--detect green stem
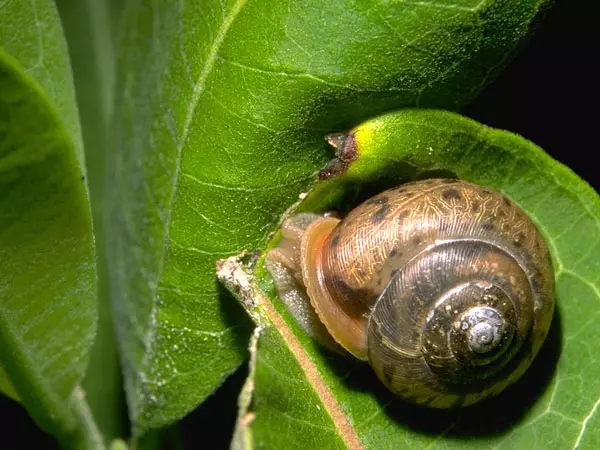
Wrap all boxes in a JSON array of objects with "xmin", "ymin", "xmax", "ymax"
[
  {"xmin": 60, "ymin": 386, "xmax": 106, "ymax": 450},
  {"xmin": 55, "ymin": 0, "xmax": 125, "ymax": 440}
]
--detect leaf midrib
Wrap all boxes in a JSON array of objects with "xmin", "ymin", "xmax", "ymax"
[
  {"xmin": 259, "ymin": 293, "xmax": 363, "ymax": 450},
  {"xmin": 218, "ymin": 255, "xmax": 364, "ymax": 450},
  {"xmin": 135, "ymin": 0, "xmax": 249, "ymax": 425}
]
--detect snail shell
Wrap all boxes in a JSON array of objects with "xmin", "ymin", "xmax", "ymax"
[{"xmin": 266, "ymin": 179, "xmax": 555, "ymax": 408}]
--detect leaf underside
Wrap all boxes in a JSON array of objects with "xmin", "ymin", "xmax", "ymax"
[
  {"xmin": 0, "ymin": 0, "xmax": 96, "ymax": 440},
  {"xmin": 109, "ymin": 0, "xmax": 549, "ymax": 434},
  {"xmin": 226, "ymin": 109, "xmax": 600, "ymax": 450}
]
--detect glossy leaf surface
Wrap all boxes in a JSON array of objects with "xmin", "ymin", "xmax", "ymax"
[
  {"xmin": 109, "ymin": 0, "xmax": 549, "ymax": 434},
  {"xmin": 223, "ymin": 109, "xmax": 600, "ymax": 450}
]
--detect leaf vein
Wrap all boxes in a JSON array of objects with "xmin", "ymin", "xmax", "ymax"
[
  {"xmin": 573, "ymin": 395, "xmax": 600, "ymax": 449},
  {"xmin": 278, "ymin": 410, "xmax": 337, "ymax": 433},
  {"xmin": 217, "ymin": 55, "xmax": 414, "ymax": 94},
  {"xmin": 170, "ymin": 238, "xmax": 243, "ymax": 256},
  {"xmin": 395, "ymin": 0, "xmax": 484, "ymax": 12},
  {"xmin": 180, "ymin": 171, "xmax": 311, "ymax": 192}
]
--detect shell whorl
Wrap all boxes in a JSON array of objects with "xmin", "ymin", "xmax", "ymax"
[{"xmin": 315, "ymin": 179, "xmax": 554, "ymax": 407}]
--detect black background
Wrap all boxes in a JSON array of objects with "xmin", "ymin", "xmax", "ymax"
[
  {"xmin": 2, "ymin": 0, "xmax": 598, "ymax": 448},
  {"xmin": 465, "ymin": 0, "xmax": 599, "ymax": 191}
]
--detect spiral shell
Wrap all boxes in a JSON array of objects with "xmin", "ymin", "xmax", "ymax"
[{"xmin": 266, "ymin": 178, "xmax": 555, "ymax": 407}]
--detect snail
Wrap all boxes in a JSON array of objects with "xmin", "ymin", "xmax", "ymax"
[{"xmin": 265, "ymin": 178, "xmax": 555, "ymax": 408}]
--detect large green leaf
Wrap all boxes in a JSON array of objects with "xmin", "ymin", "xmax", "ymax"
[
  {"xmin": 108, "ymin": 0, "xmax": 550, "ymax": 435},
  {"xmin": 219, "ymin": 109, "xmax": 600, "ymax": 449},
  {"xmin": 0, "ymin": 0, "xmax": 98, "ymax": 447}
]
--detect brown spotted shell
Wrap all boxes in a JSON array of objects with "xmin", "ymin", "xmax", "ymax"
[{"xmin": 267, "ymin": 179, "xmax": 555, "ymax": 408}]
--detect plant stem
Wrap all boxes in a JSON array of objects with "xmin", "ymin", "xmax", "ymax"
[{"xmin": 59, "ymin": 386, "xmax": 106, "ymax": 450}]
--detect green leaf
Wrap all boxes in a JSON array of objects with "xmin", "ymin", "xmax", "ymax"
[
  {"xmin": 55, "ymin": 0, "xmax": 125, "ymax": 441},
  {"xmin": 0, "ymin": 364, "xmax": 18, "ymax": 401},
  {"xmin": 109, "ymin": 0, "xmax": 549, "ymax": 434},
  {"xmin": 109, "ymin": 439, "xmax": 130, "ymax": 450},
  {"xmin": 220, "ymin": 109, "xmax": 600, "ymax": 449},
  {"xmin": 0, "ymin": 1, "xmax": 98, "ymax": 447}
]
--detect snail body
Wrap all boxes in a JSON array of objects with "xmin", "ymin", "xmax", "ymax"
[{"xmin": 266, "ymin": 178, "xmax": 555, "ymax": 408}]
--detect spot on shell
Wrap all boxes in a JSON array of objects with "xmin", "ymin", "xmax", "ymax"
[
  {"xmin": 442, "ymin": 188, "xmax": 462, "ymax": 200},
  {"xmin": 330, "ymin": 234, "xmax": 340, "ymax": 249},
  {"xmin": 329, "ymin": 276, "xmax": 375, "ymax": 307},
  {"xmin": 513, "ymin": 232, "xmax": 525, "ymax": 247},
  {"xmin": 373, "ymin": 204, "xmax": 391, "ymax": 224},
  {"xmin": 382, "ymin": 363, "xmax": 396, "ymax": 385}
]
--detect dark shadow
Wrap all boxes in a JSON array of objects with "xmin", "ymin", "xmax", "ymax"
[
  {"xmin": 217, "ymin": 281, "xmax": 254, "ymax": 358},
  {"xmin": 0, "ymin": 395, "xmax": 59, "ymax": 449},
  {"xmin": 318, "ymin": 299, "xmax": 562, "ymax": 437},
  {"xmin": 163, "ymin": 362, "xmax": 249, "ymax": 450},
  {"xmin": 414, "ymin": 169, "xmax": 458, "ymax": 182},
  {"xmin": 464, "ymin": 0, "xmax": 599, "ymax": 192}
]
